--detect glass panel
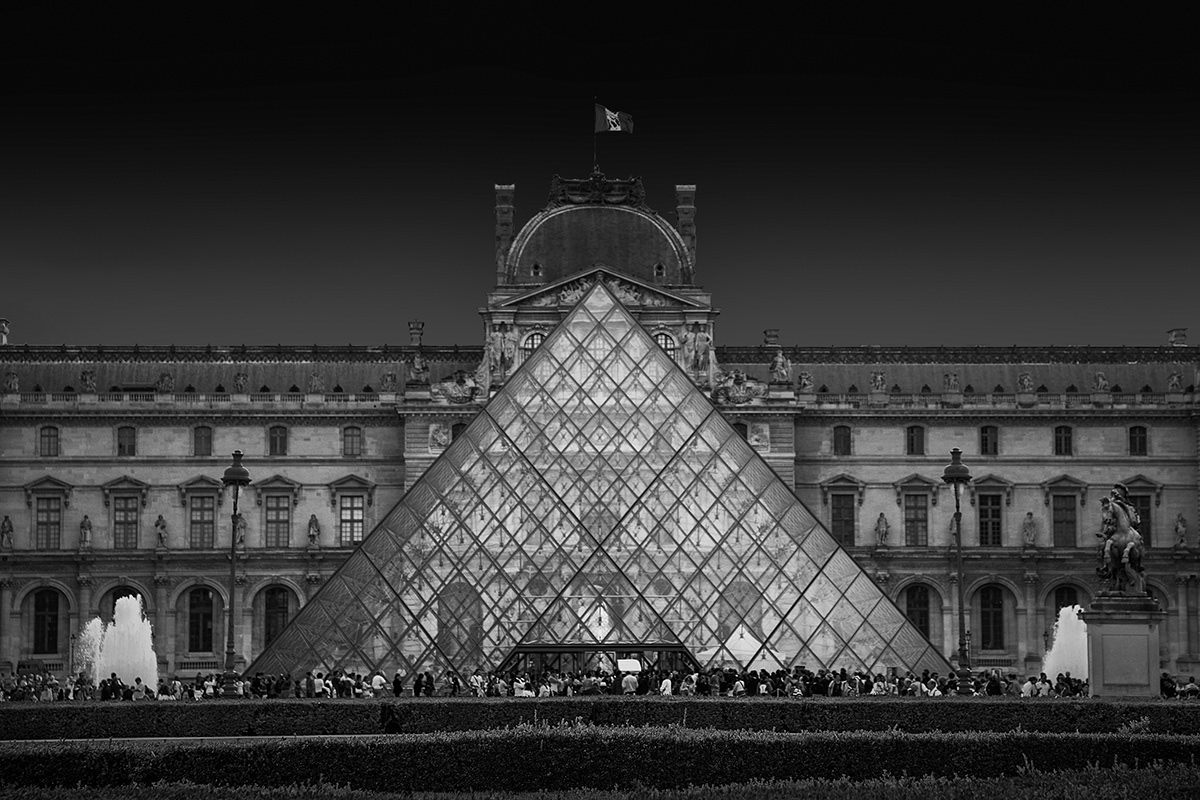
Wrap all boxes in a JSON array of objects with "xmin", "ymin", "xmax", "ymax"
[{"xmin": 247, "ymin": 281, "xmax": 950, "ymax": 681}]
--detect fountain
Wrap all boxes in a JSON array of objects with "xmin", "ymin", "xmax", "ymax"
[
  {"xmin": 74, "ymin": 595, "xmax": 158, "ymax": 690},
  {"xmin": 1043, "ymin": 604, "xmax": 1088, "ymax": 680}
]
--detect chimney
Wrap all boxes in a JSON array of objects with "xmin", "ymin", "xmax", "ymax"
[
  {"xmin": 1167, "ymin": 328, "xmax": 1187, "ymax": 346},
  {"xmin": 763, "ymin": 329, "xmax": 780, "ymax": 346},
  {"xmin": 408, "ymin": 321, "xmax": 425, "ymax": 348},
  {"xmin": 495, "ymin": 184, "xmax": 515, "ymax": 284},
  {"xmin": 675, "ymin": 184, "xmax": 696, "ymax": 280}
]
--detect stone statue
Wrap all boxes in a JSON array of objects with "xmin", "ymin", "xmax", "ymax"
[
  {"xmin": 1093, "ymin": 371, "xmax": 1109, "ymax": 392},
  {"xmin": 943, "ymin": 372, "xmax": 960, "ymax": 391},
  {"xmin": 155, "ymin": 372, "xmax": 175, "ymax": 393},
  {"xmin": 0, "ymin": 515, "xmax": 12, "ymax": 548},
  {"xmin": 500, "ymin": 325, "xmax": 518, "ymax": 374},
  {"xmin": 1021, "ymin": 512, "xmax": 1037, "ymax": 547},
  {"xmin": 870, "ymin": 371, "xmax": 886, "ymax": 392},
  {"xmin": 233, "ymin": 372, "xmax": 249, "ymax": 393},
  {"xmin": 380, "ymin": 371, "xmax": 398, "ymax": 392},
  {"xmin": 712, "ymin": 370, "xmax": 767, "ymax": 404},
  {"xmin": 1018, "ymin": 372, "xmax": 1034, "ymax": 393},
  {"xmin": 0, "ymin": 318, "xmax": 8, "ymax": 345},
  {"xmin": 681, "ymin": 323, "xmax": 713, "ymax": 377},
  {"xmin": 769, "ymin": 349, "xmax": 792, "ymax": 383},
  {"xmin": 409, "ymin": 352, "xmax": 429, "ymax": 384},
  {"xmin": 874, "ymin": 513, "xmax": 889, "ymax": 547},
  {"xmin": 1168, "ymin": 372, "xmax": 1183, "ymax": 392},
  {"xmin": 432, "ymin": 370, "xmax": 481, "ymax": 404},
  {"xmin": 79, "ymin": 515, "xmax": 93, "ymax": 549},
  {"xmin": 797, "ymin": 371, "xmax": 814, "ymax": 392},
  {"xmin": 80, "ymin": 369, "xmax": 97, "ymax": 393},
  {"xmin": 1096, "ymin": 483, "xmax": 1145, "ymax": 594},
  {"xmin": 3, "ymin": 372, "xmax": 18, "ymax": 393},
  {"xmin": 234, "ymin": 512, "xmax": 248, "ymax": 548},
  {"xmin": 1175, "ymin": 513, "xmax": 1188, "ymax": 548},
  {"xmin": 308, "ymin": 514, "xmax": 321, "ymax": 547},
  {"xmin": 154, "ymin": 515, "xmax": 168, "ymax": 547},
  {"xmin": 307, "ymin": 373, "xmax": 326, "ymax": 394}
]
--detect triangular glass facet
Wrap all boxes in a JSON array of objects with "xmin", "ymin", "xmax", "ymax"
[{"xmin": 248, "ymin": 279, "xmax": 952, "ymax": 680}]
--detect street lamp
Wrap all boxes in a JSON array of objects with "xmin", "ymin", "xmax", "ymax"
[
  {"xmin": 942, "ymin": 447, "xmax": 972, "ymax": 695},
  {"xmin": 221, "ymin": 450, "xmax": 251, "ymax": 698}
]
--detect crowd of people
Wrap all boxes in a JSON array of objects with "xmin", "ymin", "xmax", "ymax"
[{"xmin": 4, "ymin": 665, "xmax": 1199, "ymax": 702}]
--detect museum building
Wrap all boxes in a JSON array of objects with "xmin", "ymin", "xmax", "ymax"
[{"xmin": 1, "ymin": 171, "xmax": 1198, "ymax": 682}]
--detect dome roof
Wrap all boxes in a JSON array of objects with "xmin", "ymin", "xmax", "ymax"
[{"xmin": 503, "ymin": 173, "xmax": 693, "ymax": 286}]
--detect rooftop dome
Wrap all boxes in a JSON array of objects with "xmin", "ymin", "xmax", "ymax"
[{"xmin": 502, "ymin": 172, "xmax": 694, "ymax": 286}]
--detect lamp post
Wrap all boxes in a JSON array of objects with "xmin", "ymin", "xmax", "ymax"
[
  {"xmin": 221, "ymin": 450, "xmax": 250, "ymax": 698},
  {"xmin": 942, "ymin": 447, "xmax": 972, "ymax": 695}
]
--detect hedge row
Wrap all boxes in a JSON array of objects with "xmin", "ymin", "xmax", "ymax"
[
  {"xmin": 2, "ymin": 697, "xmax": 1197, "ymax": 741},
  {"xmin": 1, "ymin": 728, "xmax": 1198, "ymax": 791},
  {"xmin": 6, "ymin": 764, "xmax": 1200, "ymax": 800}
]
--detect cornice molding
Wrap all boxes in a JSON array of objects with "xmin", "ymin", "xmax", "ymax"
[{"xmin": 715, "ymin": 345, "xmax": 1199, "ymax": 365}]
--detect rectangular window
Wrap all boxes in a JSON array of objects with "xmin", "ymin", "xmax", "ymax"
[
  {"xmin": 269, "ymin": 426, "xmax": 288, "ymax": 456},
  {"xmin": 35, "ymin": 497, "xmax": 62, "ymax": 549},
  {"xmin": 40, "ymin": 427, "xmax": 60, "ymax": 457},
  {"xmin": 1054, "ymin": 426, "xmax": 1072, "ymax": 456},
  {"xmin": 903, "ymin": 494, "xmax": 928, "ymax": 546},
  {"xmin": 194, "ymin": 426, "xmax": 213, "ymax": 457},
  {"xmin": 906, "ymin": 426, "xmax": 925, "ymax": 456},
  {"xmin": 1130, "ymin": 495, "xmax": 1151, "ymax": 547},
  {"xmin": 980, "ymin": 587, "xmax": 1005, "ymax": 650},
  {"xmin": 978, "ymin": 494, "xmax": 1002, "ymax": 546},
  {"xmin": 117, "ymin": 426, "xmax": 137, "ymax": 457},
  {"xmin": 1128, "ymin": 426, "xmax": 1147, "ymax": 456},
  {"xmin": 832, "ymin": 426, "xmax": 852, "ymax": 456},
  {"xmin": 112, "ymin": 496, "xmax": 139, "ymax": 549},
  {"xmin": 343, "ymin": 426, "xmax": 363, "ymax": 456},
  {"xmin": 340, "ymin": 495, "xmax": 365, "ymax": 546},
  {"xmin": 1052, "ymin": 496, "xmax": 1076, "ymax": 547},
  {"xmin": 265, "ymin": 495, "xmax": 291, "ymax": 548},
  {"xmin": 830, "ymin": 494, "xmax": 855, "ymax": 546},
  {"xmin": 979, "ymin": 426, "xmax": 998, "ymax": 456},
  {"xmin": 189, "ymin": 495, "xmax": 215, "ymax": 548}
]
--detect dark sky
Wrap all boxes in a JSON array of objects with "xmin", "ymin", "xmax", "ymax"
[{"xmin": 3, "ymin": 9, "xmax": 1197, "ymax": 349}]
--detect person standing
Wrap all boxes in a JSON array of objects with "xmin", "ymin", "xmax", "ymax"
[{"xmin": 393, "ymin": 670, "xmax": 404, "ymax": 698}]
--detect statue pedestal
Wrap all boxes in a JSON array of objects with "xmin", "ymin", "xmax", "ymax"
[{"xmin": 1079, "ymin": 592, "xmax": 1166, "ymax": 698}]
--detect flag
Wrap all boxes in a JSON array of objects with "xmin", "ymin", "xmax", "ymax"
[{"xmin": 595, "ymin": 103, "xmax": 634, "ymax": 134}]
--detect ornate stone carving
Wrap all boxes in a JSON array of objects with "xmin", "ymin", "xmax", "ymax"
[
  {"xmin": 153, "ymin": 575, "xmax": 171, "ymax": 587},
  {"xmin": 234, "ymin": 574, "xmax": 247, "ymax": 586},
  {"xmin": 1023, "ymin": 571, "xmax": 1039, "ymax": 585},
  {"xmin": 1175, "ymin": 513, "xmax": 1188, "ymax": 548},
  {"xmin": 308, "ymin": 514, "xmax": 321, "ymax": 547},
  {"xmin": 870, "ymin": 371, "xmax": 885, "ymax": 392},
  {"xmin": 769, "ymin": 349, "xmax": 792, "ymax": 383},
  {"xmin": 1, "ymin": 515, "xmax": 13, "ymax": 549},
  {"xmin": 430, "ymin": 370, "xmax": 482, "ymax": 404},
  {"xmin": 76, "ymin": 574, "xmax": 94, "ymax": 587},
  {"xmin": 233, "ymin": 372, "xmax": 249, "ymax": 393},
  {"xmin": 712, "ymin": 370, "xmax": 767, "ymax": 405},
  {"xmin": 0, "ymin": 577, "xmax": 13, "ymax": 590},
  {"xmin": 1093, "ymin": 371, "xmax": 1109, "ymax": 392},
  {"xmin": 874, "ymin": 513, "xmax": 889, "ymax": 547},
  {"xmin": 544, "ymin": 170, "xmax": 652, "ymax": 212},
  {"xmin": 409, "ymin": 351, "xmax": 430, "ymax": 384},
  {"xmin": 1096, "ymin": 483, "xmax": 1146, "ymax": 594},
  {"xmin": 1167, "ymin": 372, "xmax": 1183, "ymax": 392},
  {"xmin": 307, "ymin": 373, "xmax": 326, "ymax": 393},
  {"xmin": 154, "ymin": 514, "xmax": 168, "ymax": 548},
  {"xmin": 305, "ymin": 573, "xmax": 323, "ymax": 585},
  {"xmin": 155, "ymin": 372, "xmax": 175, "ymax": 393},
  {"xmin": 747, "ymin": 423, "xmax": 770, "ymax": 450},
  {"xmin": 797, "ymin": 371, "xmax": 814, "ymax": 392},
  {"xmin": 3, "ymin": 372, "xmax": 18, "ymax": 393},
  {"xmin": 380, "ymin": 371, "xmax": 399, "ymax": 392},
  {"xmin": 429, "ymin": 423, "xmax": 451, "ymax": 450},
  {"xmin": 80, "ymin": 369, "xmax": 97, "ymax": 393},
  {"xmin": 1021, "ymin": 511, "xmax": 1037, "ymax": 547},
  {"xmin": 943, "ymin": 372, "xmax": 960, "ymax": 391},
  {"xmin": 1018, "ymin": 372, "xmax": 1035, "ymax": 393},
  {"xmin": 78, "ymin": 515, "xmax": 93, "ymax": 549},
  {"xmin": 873, "ymin": 571, "xmax": 890, "ymax": 584}
]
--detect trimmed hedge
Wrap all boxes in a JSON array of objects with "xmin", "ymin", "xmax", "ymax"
[
  {"xmin": 2, "ymin": 697, "xmax": 1198, "ymax": 741},
  {"xmin": 0, "ymin": 728, "xmax": 1198, "ymax": 791},
  {"xmin": 5, "ymin": 764, "xmax": 1200, "ymax": 800}
]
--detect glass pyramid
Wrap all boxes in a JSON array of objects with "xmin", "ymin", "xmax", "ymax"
[{"xmin": 248, "ymin": 282, "xmax": 952, "ymax": 680}]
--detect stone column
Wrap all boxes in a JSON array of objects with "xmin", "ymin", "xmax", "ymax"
[
  {"xmin": 154, "ymin": 575, "xmax": 170, "ymax": 676},
  {"xmin": 0, "ymin": 578, "xmax": 12, "ymax": 669},
  {"xmin": 1020, "ymin": 571, "xmax": 1038, "ymax": 664},
  {"xmin": 945, "ymin": 574, "xmax": 959, "ymax": 662},
  {"xmin": 1176, "ymin": 575, "xmax": 1190, "ymax": 664}
]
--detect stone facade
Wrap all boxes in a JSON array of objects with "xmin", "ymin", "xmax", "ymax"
[{"xmin": 1, "ymin": 173, "xmax": 1198, "ymax": 681}]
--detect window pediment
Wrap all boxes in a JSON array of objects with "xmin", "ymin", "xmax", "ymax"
[
  {"xmin": 177, "ymin": 475, "xmax": 225, "ymax": 506},
  {"xmin": 819, "ymin": 473, "xmax": 866, "ymax": 506},
  {"xmin": 328, "ymin": 474, "xmax": 376, "ymax": 506},
  {"xmin": 1119, "ymin": 473, "xmax": 1164, "ymax": 506},
  {"xmin": 1041, "ymin": 474, "xmax": 1088, "ymax": 506},
  {"xmin": 969, "ymin": 474, "xmax": 1014, "ymax": 506},
  {"xmin": 101, "ymin": 475, "xmax": 149, "ymax": 507},
  {"xmin": 893, "ymin": 474, "xmax": 941, "ymax": 506},
  {"xmin": 251, "ymin": 474, "xmax": 301, "ymax": 506},
  {"xmin": 24, "ymin": 475, "xmax": 74, "ymax": 507}
]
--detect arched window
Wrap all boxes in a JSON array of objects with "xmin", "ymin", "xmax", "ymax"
[
  {"xmin": 522, "ymin": 332, "xmax": 545, "ymax": 358},
  {"xmin": 1054, "ymin": 425, "xmax": 1072, "ymax": 456},
  {"xmin": 188, "ymin": 587, "xmax": 214, "ymax": 653},
  {"xmin": 904, "ymin": 585, "xmax": 930, "ymax": 638},
  {"xmin": 653, "ymin": 332, "xmax": 676, "ymax": 359},
  {"xmin": 833, "ymin": 425, "xmax": 852, "ymax": 456},
  {"xmin": 342, "ymin": 426, "xmax": 363, "ymax": 457},
  {"xmin": 264, "ymin": 587, "xmax": 289, "ymax": 647},
  {"xmin": 1128, "ymin": 425, "xmax": 1147, "ymax": 456},
  {"xmin": 1053, "ymin": 585, "xmax": 1078, "ymax": 611},
  {"xmin": 979, "ymin": 586, "xmax": 1004, "ymax": 650},
  {"xmin": 451, "ymin": 422, "xmax": 468, "ymax": 441},
  {"xmin": 33, "ymin": 589, "xmax": 60, "ymax": 654},
  {"xmin": 39, "ymin": 426, "xmax": 59, "ymax": 457},
  {"xmin": 269, "ymin": 425, "xmax": 288, "ymax": 456},
  {"xmin": 906, "ymin": 425, "xmax": 924, "ymax": 456}
]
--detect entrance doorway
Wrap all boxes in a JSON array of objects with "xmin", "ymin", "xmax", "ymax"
[{"xmin": 497, "ymin": 643, "xmax": 699, "ymax": 676}]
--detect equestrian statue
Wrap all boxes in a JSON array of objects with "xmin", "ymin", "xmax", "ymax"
[{"xmin": 1096, "ymin": 483, "xmax": 1146, "ymax": 594}]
